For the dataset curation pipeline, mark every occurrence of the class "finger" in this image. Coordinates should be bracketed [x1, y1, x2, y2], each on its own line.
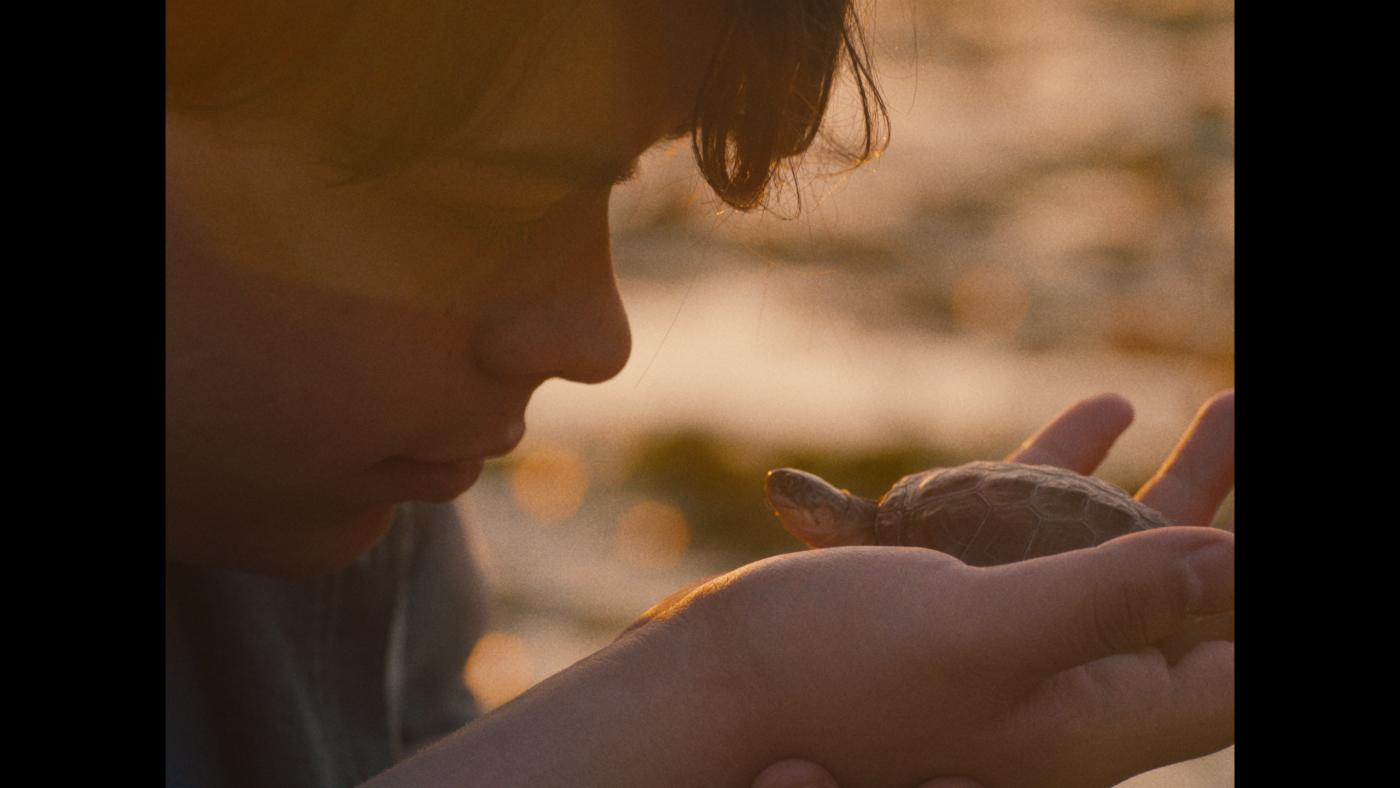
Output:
[968, 527, 1234, 682]
[1006, 640, 1233, 787]
[1137, 390, 1234, 526]
[1006, 393, 1135, 474]
[750, 759, 839, 788]
[1158, 611, 1234, 664]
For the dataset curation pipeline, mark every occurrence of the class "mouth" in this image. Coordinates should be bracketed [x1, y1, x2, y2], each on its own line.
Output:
[482, 418, 527, 459]
[763, 468, 804, 511]
[378, 419, 527, 503]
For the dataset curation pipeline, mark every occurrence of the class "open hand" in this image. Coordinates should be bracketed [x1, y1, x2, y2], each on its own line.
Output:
[746, 391, 1234, 787]
[1006, 391, 1235, 661]
[684, 524, 1234, 787]
[625, 392, 1233, 787]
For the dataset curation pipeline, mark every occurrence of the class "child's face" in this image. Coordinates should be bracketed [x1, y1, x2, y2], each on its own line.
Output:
[166, 3, 719, 574]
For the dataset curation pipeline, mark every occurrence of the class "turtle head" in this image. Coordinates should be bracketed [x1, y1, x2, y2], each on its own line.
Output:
[764, 468, 880, 548]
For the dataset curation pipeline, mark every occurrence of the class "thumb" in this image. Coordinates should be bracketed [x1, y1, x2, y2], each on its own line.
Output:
[971, 527, 1235, 680]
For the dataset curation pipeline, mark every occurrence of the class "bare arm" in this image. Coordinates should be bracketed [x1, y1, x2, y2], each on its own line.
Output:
[363, 594, 776, 787]
[366, 393, 1233, 787]
[364, 526, 1230, 787]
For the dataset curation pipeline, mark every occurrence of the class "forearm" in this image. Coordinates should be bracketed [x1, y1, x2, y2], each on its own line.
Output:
[362, 616, 772, 787]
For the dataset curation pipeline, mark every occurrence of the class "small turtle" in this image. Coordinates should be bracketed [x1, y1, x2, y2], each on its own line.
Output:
[765, 461, 1168, 567]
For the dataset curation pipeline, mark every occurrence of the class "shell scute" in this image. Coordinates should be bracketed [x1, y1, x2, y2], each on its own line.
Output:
[1028, 484, 1090, 519]
[976, 475, 1036, 507]
[913, 468, 980, 498]
[961, 505, 1040, 566]
[904, 493, 989, 550]
[1024, 520, 1097, 560]
[877, 461, 1166, 566]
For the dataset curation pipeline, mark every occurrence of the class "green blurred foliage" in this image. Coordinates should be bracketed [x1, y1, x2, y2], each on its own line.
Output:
[622, 427, 1236, 558]
[623, 429, 962, 562]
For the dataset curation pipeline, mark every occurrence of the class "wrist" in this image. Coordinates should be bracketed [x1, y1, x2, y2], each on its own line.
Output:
[364, 578, 775, 787]
[621, 571, 782, 762]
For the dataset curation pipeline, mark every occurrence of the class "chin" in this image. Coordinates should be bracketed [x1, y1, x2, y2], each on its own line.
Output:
[167, 503, 401, 579]
[318, 504, 402, 570]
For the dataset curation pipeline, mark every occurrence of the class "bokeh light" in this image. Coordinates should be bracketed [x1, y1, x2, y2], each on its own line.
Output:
[507, 445, 589, 524]
[480, 2, 1234, 783]
[615, 499, 691, 571]
[1107, 293, 1194, 355]
[949, 263, 1032, 339]
[463, 631, 537, 713]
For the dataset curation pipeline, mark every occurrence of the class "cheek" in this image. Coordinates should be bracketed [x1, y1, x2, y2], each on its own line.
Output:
[250, 171, 512, 316]
[167, 118, 484, 571]
[168, 236, 465, 498]
[166, 271, 447, 572]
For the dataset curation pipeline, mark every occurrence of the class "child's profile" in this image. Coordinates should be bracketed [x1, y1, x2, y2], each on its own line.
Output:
[166, 2, 1235, 786]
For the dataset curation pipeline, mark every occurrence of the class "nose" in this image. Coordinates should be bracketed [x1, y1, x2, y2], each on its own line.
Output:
[472, 195, 632, 385]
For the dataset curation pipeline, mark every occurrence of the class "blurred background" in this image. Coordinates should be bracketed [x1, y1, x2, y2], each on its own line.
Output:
[457, 0, 1234, 784]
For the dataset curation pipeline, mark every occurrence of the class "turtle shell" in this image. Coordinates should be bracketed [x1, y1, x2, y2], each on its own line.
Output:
[873, 461, 1167, 567]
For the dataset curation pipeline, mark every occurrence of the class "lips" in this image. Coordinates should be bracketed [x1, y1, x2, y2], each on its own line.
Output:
[377, 418, 527, 502]
[483, 418, 526, 458]
[412, 418, 526, 463]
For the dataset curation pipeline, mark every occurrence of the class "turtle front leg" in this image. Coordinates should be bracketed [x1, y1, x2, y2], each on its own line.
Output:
[765, 468, 881, 548]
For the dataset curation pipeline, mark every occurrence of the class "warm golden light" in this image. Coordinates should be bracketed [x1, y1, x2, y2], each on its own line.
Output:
[615, 499, 691, 571]
[949, 263, 1032, 339]
[463, 631, 538, 712]
[507, 446, 589, 524]
[1107, 293, 1193, 355]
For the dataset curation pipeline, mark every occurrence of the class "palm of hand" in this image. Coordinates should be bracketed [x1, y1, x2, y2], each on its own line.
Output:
[739, 391, 1235, 788]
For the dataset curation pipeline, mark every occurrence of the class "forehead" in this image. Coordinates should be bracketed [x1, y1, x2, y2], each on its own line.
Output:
[449, 1, 722, 174]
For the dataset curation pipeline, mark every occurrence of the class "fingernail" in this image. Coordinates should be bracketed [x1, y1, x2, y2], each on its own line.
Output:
[1185, 540, 1235, 615]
